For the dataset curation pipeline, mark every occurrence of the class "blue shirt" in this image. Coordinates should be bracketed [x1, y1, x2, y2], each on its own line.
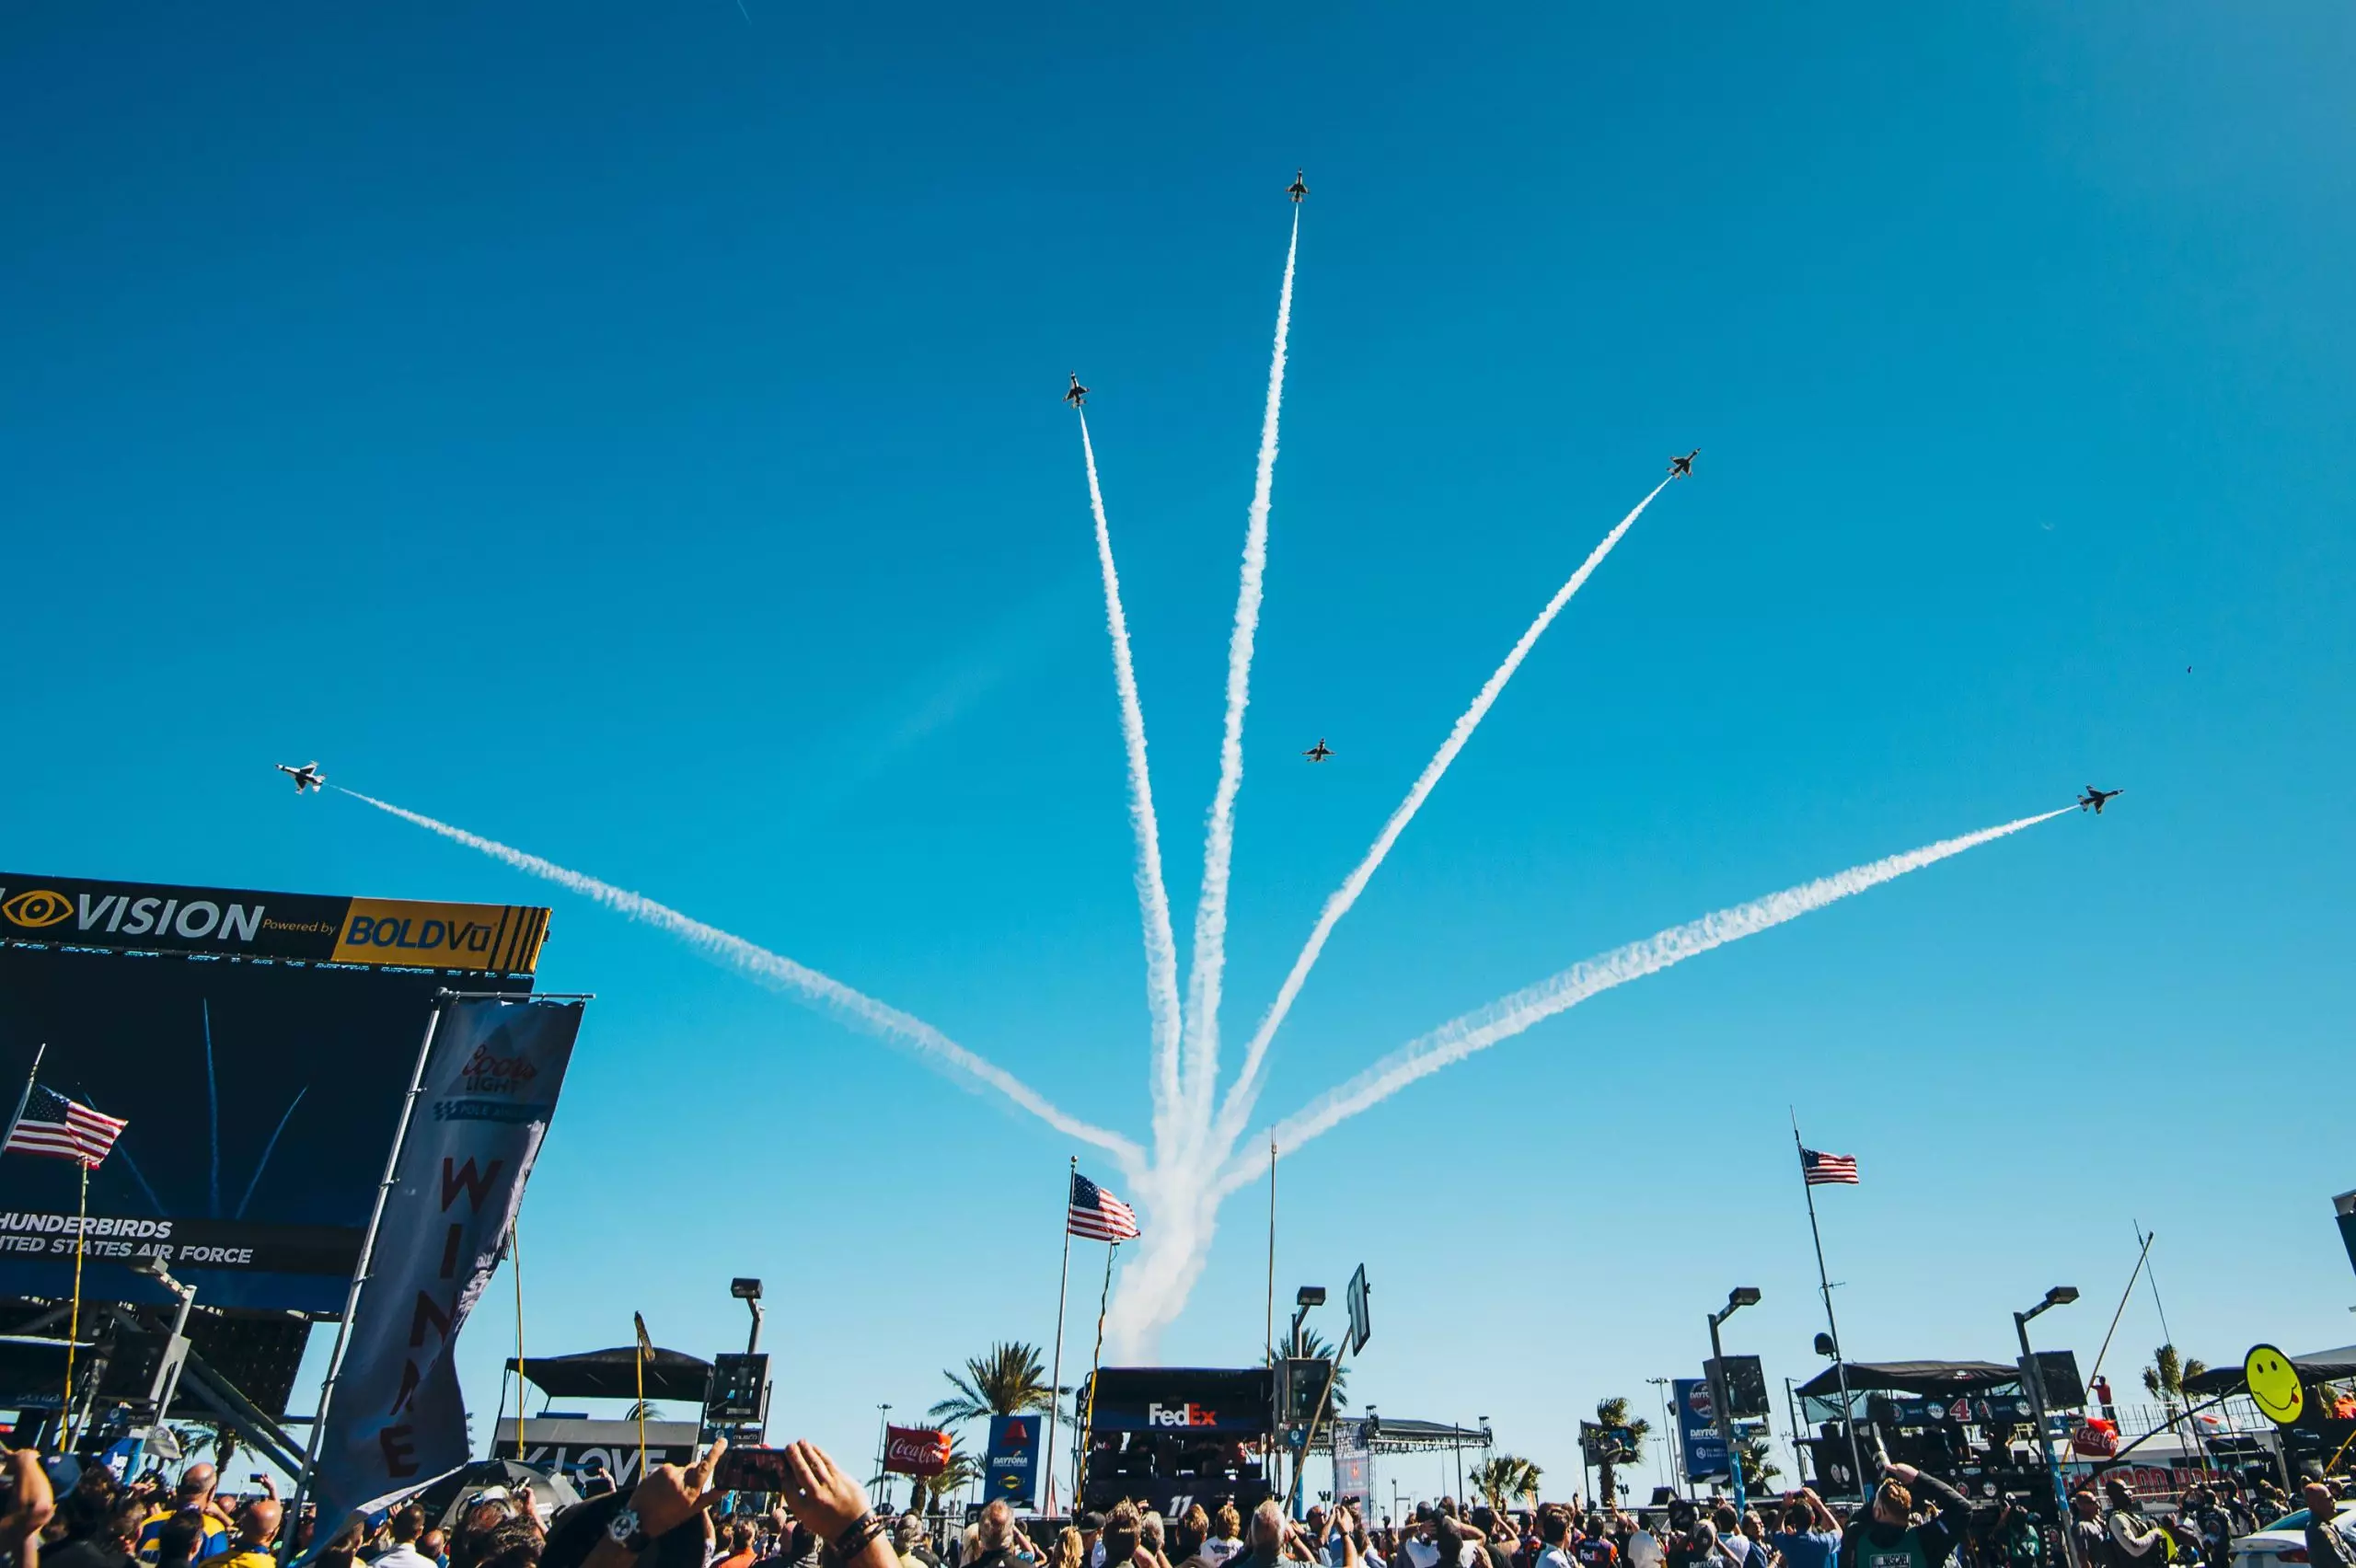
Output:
[1769, 1530, 1840, 1568]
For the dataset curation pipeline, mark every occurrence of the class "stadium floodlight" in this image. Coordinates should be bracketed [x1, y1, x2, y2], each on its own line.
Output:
[2042, 1286, 2080, 1309]
[1297, 1286, 1327, 1308]
[1727, 1286, 1762, 1311]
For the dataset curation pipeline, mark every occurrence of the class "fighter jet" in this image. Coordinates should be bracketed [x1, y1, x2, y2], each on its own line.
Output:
[1064, 373, 1089, 409]
[1668, 449, 1699, 479]
[2078, 786, 2122, 814]
[1302, 739, 1334, 763]
[276, 761, 327, 794]
[1287, 169, 1310, 203]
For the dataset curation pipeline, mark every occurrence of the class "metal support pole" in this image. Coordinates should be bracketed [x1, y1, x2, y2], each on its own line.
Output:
[2017, 1313, 2082, 1568]
[281, 996, 450, 1556]
[1708, 1311, 1740, 1511]
[1044, 1156, 1076, 1516]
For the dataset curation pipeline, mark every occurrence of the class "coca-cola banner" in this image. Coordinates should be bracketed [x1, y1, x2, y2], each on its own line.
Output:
[883, 1425, 953, 1477]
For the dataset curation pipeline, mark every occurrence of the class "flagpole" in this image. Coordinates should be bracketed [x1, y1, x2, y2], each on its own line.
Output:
[1076, 1240, 1118, 1512]
[1043, 1156, 1077, 1518]
[3, 1043, 44, 1152]
[1792, 1113, 1865, 1496]
[64, 1159, 88, 1442]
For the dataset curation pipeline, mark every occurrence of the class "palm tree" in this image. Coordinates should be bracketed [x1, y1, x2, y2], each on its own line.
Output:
[906, 1445, 984, 1514]
[1591, 1398, 1650, 1509]
[929, 1341, 1061, 1427]
[2143, 1344, 2209, 1453]
[1735, 1433, 1781, 1493]
[1470, 1456, 1543, 1514]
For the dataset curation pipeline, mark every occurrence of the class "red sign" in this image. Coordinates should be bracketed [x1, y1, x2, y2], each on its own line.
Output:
[884, 1425, 953, 1477]
[2073, 1418, 2119, 1458]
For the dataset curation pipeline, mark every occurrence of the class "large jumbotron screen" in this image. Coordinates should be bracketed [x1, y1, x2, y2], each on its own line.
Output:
[0, 870, 550, 1314]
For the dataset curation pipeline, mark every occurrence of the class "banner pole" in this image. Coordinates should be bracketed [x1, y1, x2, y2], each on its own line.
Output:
[1792, 1113, 1865, 1497]
[513, 1226, 526, 1460]
[1042, 1155, 1076, 1517]
[637, 1341, 647, 1479]
[283, 994, 452, 1557]
[64, 1160, 87, 1442]
[1076, 1241, 1117, 1511]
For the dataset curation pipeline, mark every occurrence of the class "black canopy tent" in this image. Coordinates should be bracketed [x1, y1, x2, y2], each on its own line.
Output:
[507, 1347, 714, 1405]
[1796, 1361, 2020, 1399]
[2184, 1346, 2356, 1396]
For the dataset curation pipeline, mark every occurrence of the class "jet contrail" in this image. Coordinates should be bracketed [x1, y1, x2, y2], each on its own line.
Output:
[1212, 477, 1673, 1147]
[333, 787, 1143, 1170]
[1079, 412, 1187, 1162]
[1221, 804, 2074, 1190]
[1181, 206, 1300, 1144]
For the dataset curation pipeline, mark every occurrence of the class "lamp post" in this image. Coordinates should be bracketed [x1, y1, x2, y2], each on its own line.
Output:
[1283, 1286, 1326, 1516]
[127, 1255, 198, 1473]
[1707, 1287, 1761, 1513]
[874, 1402, 893, 1496]
[732, 1277, 765, 1355]
[2015, 1287, 2082, 1568]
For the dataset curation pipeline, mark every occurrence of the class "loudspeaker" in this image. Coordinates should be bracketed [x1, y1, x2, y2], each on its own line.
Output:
[2034, 1350, 2085, 1410]
[1709, 1355, 1771, 1419]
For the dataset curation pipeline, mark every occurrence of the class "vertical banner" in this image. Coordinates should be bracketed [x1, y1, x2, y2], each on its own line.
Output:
[1332, 1418, 1371, 1511]
[984, 1414, 1042, 1508]
[1673, 1378, 1728, 1482]
[313, 997, 584, 1519]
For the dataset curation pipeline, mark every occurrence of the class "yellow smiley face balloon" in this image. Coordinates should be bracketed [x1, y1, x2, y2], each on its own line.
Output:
[2246, 1343, 2304, 1425]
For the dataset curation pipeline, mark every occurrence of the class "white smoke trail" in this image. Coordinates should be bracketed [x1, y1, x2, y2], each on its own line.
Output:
[1078, 412, 1187, 1163]
[1218, 805, 2074, 1193]
[1211, 478, 1672, 1148]
[335, 787, 1144, 1171]
[1181, 207, 1300, 1144]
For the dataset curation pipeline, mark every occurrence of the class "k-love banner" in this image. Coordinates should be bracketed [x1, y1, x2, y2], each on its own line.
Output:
[312, 997, 585, 1520]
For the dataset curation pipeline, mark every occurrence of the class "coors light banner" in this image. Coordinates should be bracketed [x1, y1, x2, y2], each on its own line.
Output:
[310, 997, 585, 1520]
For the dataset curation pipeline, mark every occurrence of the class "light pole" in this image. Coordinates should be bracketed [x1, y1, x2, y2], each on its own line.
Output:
[127, 1255, 198, 1473]
[874, 1402, 893, 1495]
[1707, 1287, 1761, 1513]
[2015, 1287, 2082, 1568]
[1283, 1286, 1325, 1516]
[732, 1277, 765, 1355]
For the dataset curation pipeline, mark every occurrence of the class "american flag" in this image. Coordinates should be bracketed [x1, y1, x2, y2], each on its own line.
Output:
[1800, 1147, 1859, 1186]
[1067, 1171, 1140, 1242]
[4, 1084, 128, 1169]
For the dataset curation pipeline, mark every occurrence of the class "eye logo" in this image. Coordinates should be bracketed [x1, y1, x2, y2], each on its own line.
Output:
[1, 889, 74, 929]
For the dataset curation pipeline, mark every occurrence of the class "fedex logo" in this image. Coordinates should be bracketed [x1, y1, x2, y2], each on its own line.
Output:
[1148, 1401, 1219, 1427]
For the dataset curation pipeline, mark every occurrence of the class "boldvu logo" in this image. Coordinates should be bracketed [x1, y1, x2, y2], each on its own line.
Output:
[0, 889, 74, 929]
[1147, 1401, 1219, 1427]
[342, 914, 496, 956]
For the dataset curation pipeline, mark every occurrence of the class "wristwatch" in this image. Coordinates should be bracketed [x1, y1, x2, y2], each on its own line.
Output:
[608, 1507, 653, 1552]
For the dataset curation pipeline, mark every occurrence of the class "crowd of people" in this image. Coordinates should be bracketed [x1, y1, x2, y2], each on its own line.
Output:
[10, 1443, 2355, 1568]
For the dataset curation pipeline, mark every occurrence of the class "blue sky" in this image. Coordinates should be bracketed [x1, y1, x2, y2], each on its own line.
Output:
[6, 0, 2355, 1499]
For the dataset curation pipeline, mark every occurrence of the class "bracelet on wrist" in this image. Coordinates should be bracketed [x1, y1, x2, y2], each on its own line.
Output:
[829, 1514, 888, 1564]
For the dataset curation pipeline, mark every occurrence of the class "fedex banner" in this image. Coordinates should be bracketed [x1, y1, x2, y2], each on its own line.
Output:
[311, 997, 584, 1520]
[1080, 1368, 1272, 1435]
[884, 1425, 953, 1477]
